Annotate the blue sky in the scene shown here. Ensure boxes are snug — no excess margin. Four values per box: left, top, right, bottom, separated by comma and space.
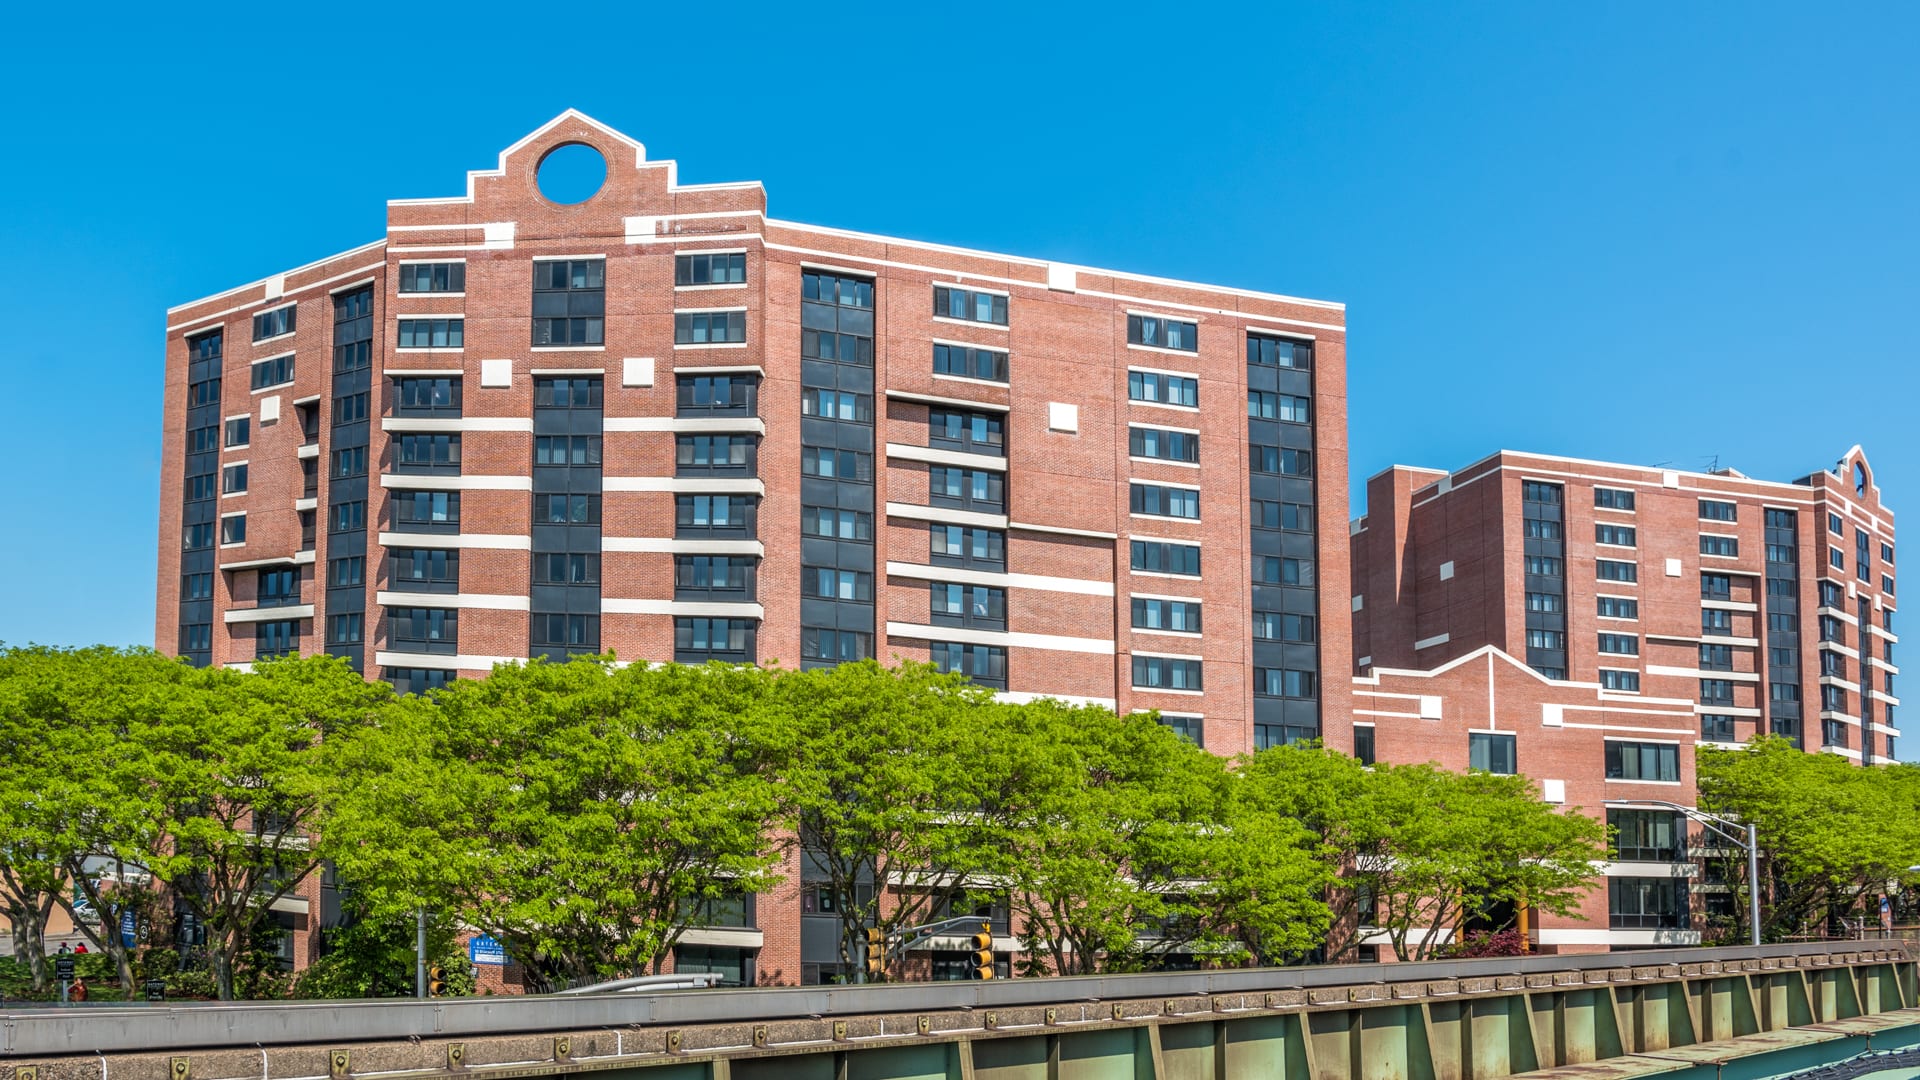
0, 2, 1913, 648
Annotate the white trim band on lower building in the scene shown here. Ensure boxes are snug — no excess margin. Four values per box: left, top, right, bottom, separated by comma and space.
1600, 861, 1699, 879
993, 690, 1118, 709
601, 537, 766, 556
376, 591, 531, 611
885, 502, 1009, 530
374, 651, 526, 670
1534, 929, 1701, 947
674, 928, 764, 950
378, 532, 532, 550
602, 477, 767, 495
886, 622, 1115, 655
603, 417, 768, 434
884, 560, 1114, 597
380, 417, 535, 433
379, 474, 532, 491
885, 443, 1009, 473
602, 599, 765, 618
224, 604, 316, 624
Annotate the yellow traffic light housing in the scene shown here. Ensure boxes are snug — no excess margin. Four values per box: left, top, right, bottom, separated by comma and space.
428, 964, 445, 997
863, 928, 885, 979
969, 923, 994, 980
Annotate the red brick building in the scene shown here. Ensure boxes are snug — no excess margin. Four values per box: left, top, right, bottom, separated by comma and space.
156, 111, 1351, 984
1347, 447, 1899, 951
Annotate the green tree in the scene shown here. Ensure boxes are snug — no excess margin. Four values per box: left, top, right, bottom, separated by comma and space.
1232, 744, 1375, 961
778, 660, 997, 980
326, 657, 786, 989
293, 901, 475, 999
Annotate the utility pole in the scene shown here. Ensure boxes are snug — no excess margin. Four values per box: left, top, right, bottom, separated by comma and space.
1606, 799, 1761, 947
416, 909, 428, 999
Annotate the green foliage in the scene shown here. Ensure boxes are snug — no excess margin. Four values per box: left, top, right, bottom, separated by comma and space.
293, 905, 474, 999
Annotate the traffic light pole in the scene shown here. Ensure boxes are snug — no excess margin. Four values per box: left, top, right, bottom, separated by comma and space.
416, 909, 428, 999
857, 918, 997, 983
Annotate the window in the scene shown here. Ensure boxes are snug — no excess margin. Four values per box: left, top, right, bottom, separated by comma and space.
328, 556, 363, 588
187, 426, 218, 453
393, 548, 460, 589
1127, 370, 1198, 407
534, 553, 600, 585
334, 391, 370, 425
1884, 574, 1895, 595
396, 318, 463, 348
225, 417, 250, 448
396, 433, 459, 470
1596, 524, 1637, 547
1857, 528, 1872, 581
675, 617, 751, 657
1828, 546, 1846, 571
1699, 679, 1735, 706
679, 434, 754, 471
1523, 519, 1562, 540
1527, 629, 1565, 650
1699, 644, 1733, 670
1251, 499, 1312, 532
397, 261, 465, 293
189, 377, 221, 407
1523, 482, 1562, 504
1820, 581, 1845, 608
934, 285, 1008, 325
532, 613, 599, 650
1598, 633, 1639, 655
1130, 483, 1199, 519
801, 565, 871, 601
334, 288, 373, 372
331, 446, 367, 479
801, 388, 871, 422
1768, 645, 1796, 668
330, 501, 365, 532
1597, 560, 1638, 582
252, 304, 295, 341
532, 259, 606, 345
1700, 535, 1738, 557
1701, 714, 1737, 742
1526, 592, 1563, 613
252, 568, 296, 607
393, 377, 465, 414
1247, 391, 1310, 423
179, 624, 212, 652
675, 252, 746, 285
181, 572, 213, 601
1130, 540, 1199, 576
534, 376, 603, 408
1352, 726, 1374, 766
220, 515, 246, 545
220, 463, 248, 495
1821, 685, 1848, 713
1255, 556, 1313, 586
1610, 878, 1687, 930
1594, 487, 1636, 510
186, 472, 216, 501
1598, 596, 1639, 619
931, 642, 1007, 687
677, 494, 751, 531
929, 467, 1004, 511
1526, 555, 1563, 576
1820, 614, 1845, 642
1132, 597, 1201, 633
327, 613, 362, 645
933, 343, 1008, 382
387, 668, 455, 695
1766, 543, 1796, 564
1702, 573, 1733, 600
1135, 656, 1203, 691
1126, 313, 1196, 351
1469, 732, 1516, 775
930, 409, 1005, 456
674, 310, 747, 344
1605, 740, 1679, 782
1247, 333, 1310, 368
931, 525, 1005, 569
255, 620, 299, 658
802, 627, 871, 664
1250, 446, 1312, 476
1702, 609, 1735, 636
535, 493, 601, 524
392, 490, 459, 529
1699, 499, 1737, 522
1820, 651, 1847, 677
1255, 667, 1317, 698
1616, 808, 1687, 863
800, 446, 872, 481
1600, 669, 1641, 692
800, 505, 871, 541
250, 354, 294, 389
534, 435, 602, 466
1252, 612, 1316, 641
1770, 682, 1802, 704
932, 583, 1007, 628
1128, 425, 1199, 463
1883, 542, 1895, 564
1161, 715, 1205, 746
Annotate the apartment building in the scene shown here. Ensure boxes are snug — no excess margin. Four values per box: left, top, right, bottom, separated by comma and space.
1348, 446, 1898, 951
156, 111, 1351, 983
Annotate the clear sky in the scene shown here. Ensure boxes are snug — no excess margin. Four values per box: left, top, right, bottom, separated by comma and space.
0, 2, 1913, 648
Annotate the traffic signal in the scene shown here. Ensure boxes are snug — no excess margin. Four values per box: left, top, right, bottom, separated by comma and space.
863, 928, 886, 980
968, 923, 994, 980
428, 964, 445, 997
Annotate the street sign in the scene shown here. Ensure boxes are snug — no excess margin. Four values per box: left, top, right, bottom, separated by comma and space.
121, 910, 138, 947
468, 935, 506, 966
145, 979, 167, 1001
54, 957, 75, 982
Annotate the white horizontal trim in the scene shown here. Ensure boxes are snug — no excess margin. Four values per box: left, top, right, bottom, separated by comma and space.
1129, 590, 1203, 604
674, 282, 751, 293
881, 389, 1012, 414
885, 443, 1008, 472
1700, 599, 1760, 612
378, 532, 531, 550
383, 367, 466, 376
1536, 929, 1701, 946
888, 622, 1113, 655
380, 417, 533, 433
1010, 520, 1119, 540
1125, 341, 1202, 359
378, 474, 531, 491
603, 416, 767, 434
884, 560, 1113, 597
219, 554, 307, 571
601, 538, 764, 556
602, 599, 764, 618
224, 604, 315, 624
528, 367, 606, 375
1133, 628, 1203, 641
884, 502, 1009, 530
1646, 665, 1760, 682
166, 247, 386, 321
669, 363, 765, 376
374, 651, 523, 670
376, 591, 530, 611
602, 477, 766, 495
1695, 705, 1763, 717
529, 347, 605, 354
1125, 362, 1201, 381
1130, 456, 1200, 470
931, 373, 1011, 391
293, 497, 317, 512
995, 690, 1118, 708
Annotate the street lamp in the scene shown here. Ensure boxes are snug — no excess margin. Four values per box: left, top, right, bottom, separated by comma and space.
1605, 799, 1761, 947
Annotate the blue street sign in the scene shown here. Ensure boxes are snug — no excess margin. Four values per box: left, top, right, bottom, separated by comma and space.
468, 934, 506, 965
120, 909, 137, 947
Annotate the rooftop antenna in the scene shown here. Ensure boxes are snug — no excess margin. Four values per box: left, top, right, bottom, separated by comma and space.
1706, 454, 1720, 473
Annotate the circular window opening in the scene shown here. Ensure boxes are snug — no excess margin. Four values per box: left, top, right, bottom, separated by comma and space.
536, 143, 607, 205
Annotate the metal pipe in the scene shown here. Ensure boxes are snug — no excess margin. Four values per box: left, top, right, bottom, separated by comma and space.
416, 910, 427, 999
1747, 822, 1762, 947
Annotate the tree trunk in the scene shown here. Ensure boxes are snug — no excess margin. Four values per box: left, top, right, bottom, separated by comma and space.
23, 901, 50, 991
